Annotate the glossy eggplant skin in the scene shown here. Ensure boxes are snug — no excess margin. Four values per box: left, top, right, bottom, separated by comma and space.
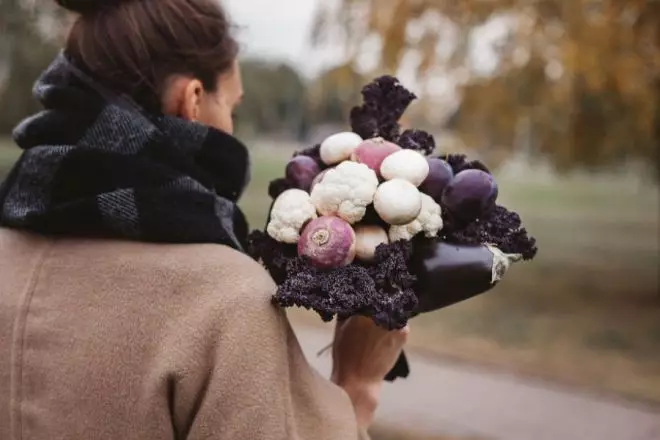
409, 239, 499, 315
385, 240, 501, 381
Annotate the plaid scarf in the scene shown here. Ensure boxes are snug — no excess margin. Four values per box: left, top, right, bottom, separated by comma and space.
0, 53, 250, 251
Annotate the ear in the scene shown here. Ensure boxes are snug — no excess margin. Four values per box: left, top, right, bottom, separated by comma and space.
178, 79, 205, 122
161, 76, 204, 121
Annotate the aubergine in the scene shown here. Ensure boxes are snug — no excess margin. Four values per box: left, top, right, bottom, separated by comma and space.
384, 239, 521, 381
409, 238, 522, 315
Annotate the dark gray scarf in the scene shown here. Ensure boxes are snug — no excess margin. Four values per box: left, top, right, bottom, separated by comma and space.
0, 53, 251, 250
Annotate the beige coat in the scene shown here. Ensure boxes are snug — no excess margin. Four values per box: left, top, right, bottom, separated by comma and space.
0, 228, 368, 440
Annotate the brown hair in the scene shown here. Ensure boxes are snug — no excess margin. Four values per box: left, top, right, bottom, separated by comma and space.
56, 0, 239, 111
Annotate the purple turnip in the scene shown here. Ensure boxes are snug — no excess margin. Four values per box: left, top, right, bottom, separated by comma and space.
420, 158, 453, 202
350, 137, 401, 178
298, 216, 356, 269
441, 169, 498, 221
285, 156, 321, 192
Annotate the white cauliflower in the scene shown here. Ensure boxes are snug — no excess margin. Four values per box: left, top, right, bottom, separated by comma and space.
388, 221, 423, 242
267, 189, 317, 243
310, 161, 379, 224
388, 193, 443, 241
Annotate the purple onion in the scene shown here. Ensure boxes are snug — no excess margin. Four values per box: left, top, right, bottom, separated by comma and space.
441, 169, 498, 221
420, 158, 454, 202
285, 156, 321, 192
298, 216, 356, 269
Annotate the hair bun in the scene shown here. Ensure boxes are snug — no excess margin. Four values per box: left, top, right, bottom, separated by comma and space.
55, 0, 123, 14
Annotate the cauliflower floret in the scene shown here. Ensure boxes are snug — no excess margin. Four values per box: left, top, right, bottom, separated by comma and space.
418, 194, 443, 237
267, 189, 317, 243
389, 220, 423, 242
310, 161, 379, 224
388, 193, 443, 241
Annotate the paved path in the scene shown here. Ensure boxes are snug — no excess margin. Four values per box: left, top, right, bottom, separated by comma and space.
293, 324, 660, 440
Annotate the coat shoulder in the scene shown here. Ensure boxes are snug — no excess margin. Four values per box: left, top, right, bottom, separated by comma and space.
98, 240, 278, 303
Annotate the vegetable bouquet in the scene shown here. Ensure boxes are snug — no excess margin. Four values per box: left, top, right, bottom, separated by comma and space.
247, 76, 538, 333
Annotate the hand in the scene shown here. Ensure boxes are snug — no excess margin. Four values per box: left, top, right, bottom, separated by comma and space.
330, 316, 409, 429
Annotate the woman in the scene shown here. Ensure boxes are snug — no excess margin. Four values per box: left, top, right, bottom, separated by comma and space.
0, 0, 408, 439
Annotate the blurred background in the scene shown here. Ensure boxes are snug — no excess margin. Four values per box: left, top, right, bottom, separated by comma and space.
1, 1, 659, 439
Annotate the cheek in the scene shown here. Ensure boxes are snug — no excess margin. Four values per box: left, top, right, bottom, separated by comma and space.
199, 99, 233, 134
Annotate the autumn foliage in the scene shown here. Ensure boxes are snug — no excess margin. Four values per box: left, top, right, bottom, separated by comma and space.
313, 0, 660, 176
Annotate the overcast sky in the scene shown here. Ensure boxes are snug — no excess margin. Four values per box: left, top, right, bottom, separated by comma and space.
223, 0, 505, 75
223, 0, 508, 117
224, 0, 337, 78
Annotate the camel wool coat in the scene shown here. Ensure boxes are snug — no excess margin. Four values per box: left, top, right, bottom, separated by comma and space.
0, 228, 369, 440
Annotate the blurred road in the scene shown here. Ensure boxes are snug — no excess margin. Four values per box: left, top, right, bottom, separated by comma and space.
293, 324, 660, 440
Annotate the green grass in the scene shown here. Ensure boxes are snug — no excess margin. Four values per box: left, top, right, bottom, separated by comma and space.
2, 138, 659, 407
0, 140, 19, 180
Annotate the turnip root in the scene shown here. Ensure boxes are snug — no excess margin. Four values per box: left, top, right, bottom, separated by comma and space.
298, 216, 356, 269
380, 149, 429, 187
319, 132, 363, 165
350, 137, 401, 178
373, 179, 422, 225
354, 224, 389, 262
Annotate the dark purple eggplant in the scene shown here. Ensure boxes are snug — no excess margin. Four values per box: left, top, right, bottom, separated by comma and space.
384, 239, 521, 382
410, 238, 522, 315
